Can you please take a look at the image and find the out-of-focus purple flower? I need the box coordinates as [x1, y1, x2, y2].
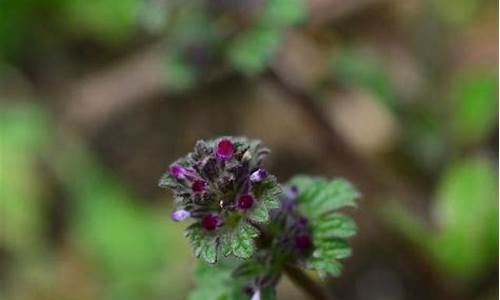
[294, 233, 313, 250]
[202, 215, 221, 231]
[171, 209, 191, 222]
[170, 165, 187, 179]
[238, 194, 255, 210]
[192, 180, 208, 193]
[251, 289, 261, 300]
[250, 168, 268, 182]
[216, 139, 234, 160]
[286, 185, 299, 200]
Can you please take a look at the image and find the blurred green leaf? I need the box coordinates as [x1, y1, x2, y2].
[431, 157, 498, 278]
[383, 157, 498, 279]
[313, 214, 357, 239]
[61, 0, 142, 42]
[261, 0, 306, 27]
[227, 26, 281, 75]
[50, 138, 190, 299]
[431, 0, 483, 27]
[450, 72, 498, 145]
[0, 103, 51, 257]
[165, 53, 198, 90]
[331, 49, 397, 111]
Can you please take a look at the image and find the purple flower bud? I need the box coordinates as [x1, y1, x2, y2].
[216, 139, 234, 160]
[192, 180, 208, 193]
[251, 290, 261, 300]
[171, 209, 191, 222]
[170, 165, 187, 179]
[286, 185, 299, 200]
[294, 234, 312, 250]
[250, 168, 268, 182]
[238, 194, 254, 210]
[201, 215, 220, 231]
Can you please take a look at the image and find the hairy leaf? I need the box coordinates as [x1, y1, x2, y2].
[186, 224, 218, 263]
[290, 176, 359, 218]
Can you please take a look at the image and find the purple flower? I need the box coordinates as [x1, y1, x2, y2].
[216, 139, 234, 160]
[286, 185, 299, 200]
[251, 290, 261, 300]
[169, 165, 187, 179]
[202, 215, 220, 231]
[238, 194, 255, 210]
[294, 233, 313, 250]
[250, 168, 268, 182]
[171, 209, 191, 222]
[192, 180, 208, 193]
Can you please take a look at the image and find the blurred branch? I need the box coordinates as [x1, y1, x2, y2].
[59, 0, 383, 134]
[61, 45, 167, 133]
[264, 67, 386, 196]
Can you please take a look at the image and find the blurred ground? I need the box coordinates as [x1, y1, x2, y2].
[0, 0, 498, 299]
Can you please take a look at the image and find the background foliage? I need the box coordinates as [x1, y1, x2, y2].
[0, 0, 498, 299]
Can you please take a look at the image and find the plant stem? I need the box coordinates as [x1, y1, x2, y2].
[284, 265, 334, 300]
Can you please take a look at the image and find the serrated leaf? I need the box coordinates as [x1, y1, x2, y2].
[249, 202, 270, 223]
[313, 239, 352, 260]
[313, 214, 357, 239]
[188, 263, 247, 300]
[231, 223, 259, 258]
[227, 26, 281, 75]
[186, 224, 218, 263]
[310, 259, 343, 278]
[290, 176, 359, 219]
[259, 175, 282, 209]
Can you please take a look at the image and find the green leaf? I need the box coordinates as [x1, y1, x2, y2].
[313, 214, 357, 239]
[165, 53, 197, 91]
[261, 0, 306, 27]
[331, 49, 397, 111]
[313, 239, 352, 260]
[430, 157, 498, 278]
[259, 175, 282, 209]
[310, 259, 343, 278]
[259, 286, 277, 300]
[0, 103, 51, 257]
[188, 263, 247, 300]
[290, 176, 359, 219]
[227, 26, 281, 75]
[249, 175, 282, 223]
[230, 223, 259, 259]
[289, 176, 358, 278]
[62, 0, 142, 43]
[249, 202, 270, 223]
[186, 224, 218, 263]
[450, 72, 498, 145]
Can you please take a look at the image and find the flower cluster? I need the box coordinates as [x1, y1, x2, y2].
[159, 136, 359, 300]
[159, 137, 282, 262]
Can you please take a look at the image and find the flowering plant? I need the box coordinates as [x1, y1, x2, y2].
[159, 137, 359, 299]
